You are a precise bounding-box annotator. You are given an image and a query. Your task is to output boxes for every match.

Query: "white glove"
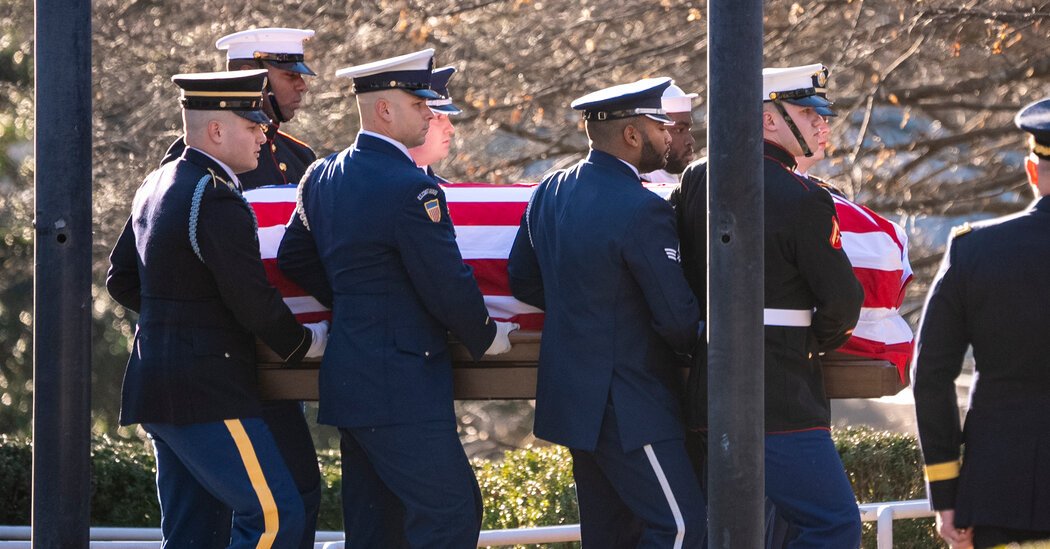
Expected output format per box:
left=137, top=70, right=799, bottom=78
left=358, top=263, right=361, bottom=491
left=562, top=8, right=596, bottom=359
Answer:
left=484, top=321, right=519, bottom=356
left=304, top=320, right=329, bottom=359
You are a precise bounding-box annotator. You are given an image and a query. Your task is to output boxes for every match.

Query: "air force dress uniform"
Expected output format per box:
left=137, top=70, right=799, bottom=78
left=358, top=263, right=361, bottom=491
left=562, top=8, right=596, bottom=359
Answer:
left=673, top=64, right=865, bottom=548
left=155, top=28, right=324, bottom=549
left=106, top=70, right=324, bottom=549
left=508, top=78, right=707, bottom=548
left=162, top=28, right=318, bottom=189
left=913, top=99, right=1050, bottom=547
left=276, top=50, right=497, bottom=549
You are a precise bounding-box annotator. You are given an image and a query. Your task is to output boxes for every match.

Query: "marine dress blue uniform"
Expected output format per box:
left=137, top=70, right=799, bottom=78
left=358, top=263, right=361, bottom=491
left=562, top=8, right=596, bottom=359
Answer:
left=107, top=70, right=316, bottom=549
left=277, top=48, right=497, bottom=549
left=913, top=98, right=1050, bottom=548
left=674, top=64, right=865, bottom=549
left=507, top=78, right=707, bottom=548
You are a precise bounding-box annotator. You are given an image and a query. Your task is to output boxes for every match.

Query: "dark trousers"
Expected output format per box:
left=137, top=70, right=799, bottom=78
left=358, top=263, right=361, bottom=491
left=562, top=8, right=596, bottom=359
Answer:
left=686, top=430, right=858, bottom=549
left=974, top=525, right=1050, bottom=548
left=571, top=403, right=707, bottom=548
left=145, top=401, right=320, bottom=549
left=339, top=421, right=482, bottom=549
left=145, top=418, right=305, bottom=549
left=765, top=430, right=861, bottom=549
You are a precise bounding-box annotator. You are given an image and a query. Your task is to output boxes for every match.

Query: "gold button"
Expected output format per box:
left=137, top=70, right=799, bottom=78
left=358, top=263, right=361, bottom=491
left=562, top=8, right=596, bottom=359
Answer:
left=424, top=351, right=430, bottom=357
left=219, top=100, right=227, bottom=108
left=271, top=144, right=277, bottom=153
left=389, top=80, right=397, bottom=87
left=808, top=352, right=813, bottom=359
left=279, top=162, right=287, bottom=172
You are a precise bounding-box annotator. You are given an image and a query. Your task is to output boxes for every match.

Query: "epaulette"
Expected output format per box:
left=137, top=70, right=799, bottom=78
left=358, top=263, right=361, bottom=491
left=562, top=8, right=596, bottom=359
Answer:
left=950, top=223, right=973, bottom=239
left=277, top=130, right=311, bottom=149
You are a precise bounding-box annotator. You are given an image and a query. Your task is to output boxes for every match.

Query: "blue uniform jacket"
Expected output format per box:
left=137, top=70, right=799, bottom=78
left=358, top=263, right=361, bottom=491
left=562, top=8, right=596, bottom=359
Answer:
left=277, top=132, right=496, bottom=428
left=507, top=150, right=701, bottom=452
left=106, top=148, right=311, bottom=425
left=914, top=196, right=1050, bottom=530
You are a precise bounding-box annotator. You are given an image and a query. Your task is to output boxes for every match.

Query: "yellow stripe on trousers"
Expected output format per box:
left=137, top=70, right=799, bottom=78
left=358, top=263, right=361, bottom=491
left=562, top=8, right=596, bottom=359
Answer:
left=224, top=419, right=280, bottom=549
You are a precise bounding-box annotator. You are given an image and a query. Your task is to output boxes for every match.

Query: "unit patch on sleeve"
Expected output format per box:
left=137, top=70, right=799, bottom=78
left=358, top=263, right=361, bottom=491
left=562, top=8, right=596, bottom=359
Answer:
left=424, top=199, right=442, bottom=222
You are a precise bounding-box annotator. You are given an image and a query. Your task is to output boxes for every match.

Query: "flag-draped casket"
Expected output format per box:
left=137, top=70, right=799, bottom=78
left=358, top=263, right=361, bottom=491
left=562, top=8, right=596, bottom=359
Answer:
left=246, top=182, right=913, bottom=382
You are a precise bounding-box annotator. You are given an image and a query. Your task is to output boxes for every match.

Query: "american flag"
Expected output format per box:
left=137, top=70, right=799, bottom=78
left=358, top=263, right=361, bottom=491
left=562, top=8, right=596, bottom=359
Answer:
left=245, top=182, right=912, bottom=379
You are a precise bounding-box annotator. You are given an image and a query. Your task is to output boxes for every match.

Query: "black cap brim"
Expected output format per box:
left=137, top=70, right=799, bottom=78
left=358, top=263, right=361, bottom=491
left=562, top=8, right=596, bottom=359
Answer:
left=407, top=88, right=442, bottom=99
left=264, top=60, right=317, bottom=76
left=430, top=103, right=462, bottom=115
left=235, top=110, right=272, bottom=124
left=780, top=94, right=833, bottom=109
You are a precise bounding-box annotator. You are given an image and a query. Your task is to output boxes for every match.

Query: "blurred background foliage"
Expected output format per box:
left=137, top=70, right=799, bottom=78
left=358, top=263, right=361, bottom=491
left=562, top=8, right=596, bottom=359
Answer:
left=1, top=0, right=1050, bottom=455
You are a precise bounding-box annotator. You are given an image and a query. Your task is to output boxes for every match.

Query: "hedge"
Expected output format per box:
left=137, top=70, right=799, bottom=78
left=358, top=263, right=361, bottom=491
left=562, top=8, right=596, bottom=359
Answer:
left=1, top=428, right=939, bottom=548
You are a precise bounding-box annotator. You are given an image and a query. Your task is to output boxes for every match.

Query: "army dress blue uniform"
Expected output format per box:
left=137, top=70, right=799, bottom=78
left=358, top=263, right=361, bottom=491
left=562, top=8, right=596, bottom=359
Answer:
left=674, top=139, right=865, bottom=548
left=108, top=137, right=314, bottom=548
left=913, top=99, right=1050, bottom=547
left=508, top=139, right=707, bottom=546
left=158, top=113, right=322, bottom=549
left=278, top=130, right=496, bottom=548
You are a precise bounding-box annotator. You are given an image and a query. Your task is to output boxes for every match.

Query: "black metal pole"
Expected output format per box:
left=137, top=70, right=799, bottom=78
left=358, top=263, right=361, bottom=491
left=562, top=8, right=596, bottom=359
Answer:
left=707, top=0, right=764, bottom=546
left=32, top=0, right=93, bottom=547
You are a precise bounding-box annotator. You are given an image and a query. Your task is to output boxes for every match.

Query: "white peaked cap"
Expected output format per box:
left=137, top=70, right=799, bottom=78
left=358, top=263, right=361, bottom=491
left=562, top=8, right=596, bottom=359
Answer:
left=335, top=49, right=435, bottom=80
left=761, top=63, right=827, bottom=101
left=215, top=28, right=315, bottom=59
left=662, top=84, right=698, bottom=114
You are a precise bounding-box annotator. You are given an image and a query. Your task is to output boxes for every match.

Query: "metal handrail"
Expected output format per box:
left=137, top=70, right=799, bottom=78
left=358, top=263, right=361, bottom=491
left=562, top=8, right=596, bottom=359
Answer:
left=0, top=501, right=934, bottom=549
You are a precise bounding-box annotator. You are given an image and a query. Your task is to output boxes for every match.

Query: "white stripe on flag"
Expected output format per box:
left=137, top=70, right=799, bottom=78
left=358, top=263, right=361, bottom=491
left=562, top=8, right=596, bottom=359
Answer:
left=455, top=226, right=520, bottom=260
left=258, top=225, right=286, bottom=260
left=840, top=231, right=904, bottom=271
left=442, top=186, right=538, bottom=202
left=283, top=295, right=330, bottom=315
left=643, top=444, right=686, bottom=549
left=483, top=295, right=544, bottom=318
left=851, top=309, right=913, bottom=345
left=243, top=185, right=298, bottom=203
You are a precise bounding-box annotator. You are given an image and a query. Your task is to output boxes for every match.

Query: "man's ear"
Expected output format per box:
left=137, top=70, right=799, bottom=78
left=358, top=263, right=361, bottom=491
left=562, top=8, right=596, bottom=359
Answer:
left=623, top=123, right=641, bottom=148
left=761, top=108, right=778, bottom=132
left=1026, top=155, right=1039, bottom=188
left=207, top=119, right=224, bottom=144
left=374, top=97, right=392, bottom=122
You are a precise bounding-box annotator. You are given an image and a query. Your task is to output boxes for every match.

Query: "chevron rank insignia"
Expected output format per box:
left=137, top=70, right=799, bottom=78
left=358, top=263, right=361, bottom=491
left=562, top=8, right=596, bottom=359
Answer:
left=424, top=199, right=441, bottom=222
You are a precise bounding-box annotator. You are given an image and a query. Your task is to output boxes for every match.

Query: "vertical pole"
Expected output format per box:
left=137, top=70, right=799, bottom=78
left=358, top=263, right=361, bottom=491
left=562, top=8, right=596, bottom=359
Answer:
left=706, top=0, right=765, bottom=546
left=32, top=0, right=93, bottom=547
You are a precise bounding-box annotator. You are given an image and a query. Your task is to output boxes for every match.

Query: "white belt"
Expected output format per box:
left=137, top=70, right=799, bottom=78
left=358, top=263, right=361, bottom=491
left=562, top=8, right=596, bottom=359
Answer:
left=763, top=308, right=813, bottom=327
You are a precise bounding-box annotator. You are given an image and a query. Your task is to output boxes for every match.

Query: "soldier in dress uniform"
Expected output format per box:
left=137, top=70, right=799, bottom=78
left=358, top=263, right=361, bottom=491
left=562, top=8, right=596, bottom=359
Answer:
left=163, top=28, right=317, bottom=189
left=409, top=66, right=459, bottom=182
left=508, top=77, right=707, bottom=548
left=913, top=98, right=1050, bottom=548
left=673, top=63, right=865, bottom=548
left=158, top=27, right=324, bottom=549
left=641, top=83, right=697, bottom=184
left=276, top=49, right=517, bottom=549
left=106, top=70, right=328, bottom=549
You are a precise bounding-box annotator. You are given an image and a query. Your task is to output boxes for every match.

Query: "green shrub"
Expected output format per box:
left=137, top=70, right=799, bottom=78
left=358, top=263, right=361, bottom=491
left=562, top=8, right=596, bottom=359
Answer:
left=0, top=429, right=941, bottom=547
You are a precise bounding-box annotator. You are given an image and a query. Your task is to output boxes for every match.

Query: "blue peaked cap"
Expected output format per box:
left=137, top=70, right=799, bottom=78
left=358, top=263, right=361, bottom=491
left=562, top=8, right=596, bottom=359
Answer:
left=571, top=77, right=673, bottom=123
left=1016, top=98, right=1050, bottom=157
left=427, top=66, right=461, bottom=114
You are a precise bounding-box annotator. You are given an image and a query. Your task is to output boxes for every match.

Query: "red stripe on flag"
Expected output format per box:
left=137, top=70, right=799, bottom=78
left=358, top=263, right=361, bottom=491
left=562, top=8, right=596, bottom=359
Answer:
left=293, top=310, right=333, bottom=324
left=836, top=336, right=913, bottom=382
left=466, top=259, right=513, bottom=295
left=447, top=202, right=528, bottom=226
left=263, top=260, right=310, bottom=298
left=252, top=201, right=296, bottom=228
left=851, top=267, right=906, bottom=309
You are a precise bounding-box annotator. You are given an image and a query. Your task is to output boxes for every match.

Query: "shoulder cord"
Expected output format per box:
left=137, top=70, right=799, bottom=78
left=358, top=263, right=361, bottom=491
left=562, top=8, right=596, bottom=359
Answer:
left=189, top=171, right=258, bottom=263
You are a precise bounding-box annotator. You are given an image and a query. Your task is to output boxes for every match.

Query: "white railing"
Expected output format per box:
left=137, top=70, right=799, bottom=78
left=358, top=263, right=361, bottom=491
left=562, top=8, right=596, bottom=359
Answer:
left=0, top=501, right=933, bottom=549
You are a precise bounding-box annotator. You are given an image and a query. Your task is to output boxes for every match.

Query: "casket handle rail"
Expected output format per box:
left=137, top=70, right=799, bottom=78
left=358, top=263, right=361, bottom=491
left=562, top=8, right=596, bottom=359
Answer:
left=255, top=330, right=907, bottom=401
